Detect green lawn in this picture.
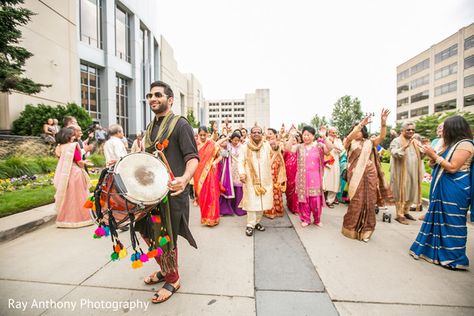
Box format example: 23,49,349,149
0,173,100,218
381,162,430,199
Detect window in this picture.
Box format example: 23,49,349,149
79,0,102,48
410,74,429,90
465,35,474,50
80,63,101,119
434,63,457,80
410,106,429,118
397,84,409,94
410,90,429,103
465,75,474,88
397,69,409,81
434,81,457,96
397,111,408,120
115,7,130,62
410,58,429,75
435,99,456,112
465,94,474,107
435,44,458,64
397,97,408,107
465,55,474,70
116,76,129,135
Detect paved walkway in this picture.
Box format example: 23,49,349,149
0,202,473,315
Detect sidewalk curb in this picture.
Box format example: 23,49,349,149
0,204,56,243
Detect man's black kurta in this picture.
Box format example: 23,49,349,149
137,115,199,248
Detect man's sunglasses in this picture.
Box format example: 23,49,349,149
146,92,167,99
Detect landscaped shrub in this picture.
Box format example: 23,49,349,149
11,103,93,136
36,156,58,173
88,154,105,168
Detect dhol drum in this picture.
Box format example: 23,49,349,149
94,152,170,228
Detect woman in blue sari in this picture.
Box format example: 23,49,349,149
410,115,474,270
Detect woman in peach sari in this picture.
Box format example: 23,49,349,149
194,126,222,226
54,127,93,228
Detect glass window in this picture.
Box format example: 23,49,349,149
465,94,474,107
397,84,409,94
435,44,458,64
410,106,429,118
410,58,429,75
434,81,457,96
465,75,474,88
397,69,409,81
397,97,409,107
465,35,474,50
410,74,429,90
464,55,474,70
80,63,101,119
79,0,102,48
434,63,457,80
410,90,429,103
115,7,130,62
116,76,129,135
397,111,408,120
435,99,456,112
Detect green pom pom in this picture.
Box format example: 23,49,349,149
111,252,119,261
159,237,168,246
162,196,168,204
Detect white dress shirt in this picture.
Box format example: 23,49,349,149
104,136,128,164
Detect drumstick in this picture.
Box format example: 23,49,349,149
157,151,176,181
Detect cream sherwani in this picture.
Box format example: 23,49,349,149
389,136,423,217
238,141,273,227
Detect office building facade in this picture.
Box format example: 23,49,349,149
206,89,270,130
396,23,474,123
0,0,204,136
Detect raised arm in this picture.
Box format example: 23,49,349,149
372,109,390,146
343,115,371,149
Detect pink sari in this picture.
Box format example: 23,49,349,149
53,142,93,228
283,151,298,213
194,139,220,226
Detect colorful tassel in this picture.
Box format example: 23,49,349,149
95,227,105,237
110,252,119,261
119,248,127,258
140,253,149,262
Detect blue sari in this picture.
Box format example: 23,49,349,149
409,139,474,269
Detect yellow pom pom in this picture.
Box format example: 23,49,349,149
119,249,127,258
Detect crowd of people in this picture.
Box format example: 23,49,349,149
49,79,473,305
191,110,473,272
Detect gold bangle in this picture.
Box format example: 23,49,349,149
435,156,444,164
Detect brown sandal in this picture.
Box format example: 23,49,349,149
151,282,180,304
144,271,166,285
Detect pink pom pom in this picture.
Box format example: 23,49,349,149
140,253,149,262
95,227,105,237
155,247,163,258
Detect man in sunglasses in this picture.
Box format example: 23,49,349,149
389,122,424,225
238,125,273,236
136,80,199,304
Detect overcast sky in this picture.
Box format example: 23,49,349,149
156,0,474,128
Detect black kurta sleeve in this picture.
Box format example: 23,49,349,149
177,118,200,165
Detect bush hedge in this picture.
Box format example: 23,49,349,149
0,156,58,178
11,103,93,136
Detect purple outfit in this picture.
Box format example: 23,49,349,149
218,144,246,216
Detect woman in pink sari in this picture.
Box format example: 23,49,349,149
54,127,93,228
194,126,222,226
286,126,332,227
283,132,301,214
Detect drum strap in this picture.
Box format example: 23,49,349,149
94,168,109,221
144,112,182,152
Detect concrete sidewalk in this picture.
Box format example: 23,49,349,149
0,202,473,315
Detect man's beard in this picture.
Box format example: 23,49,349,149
151,103,168,114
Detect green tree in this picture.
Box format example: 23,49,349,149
12,103,92,136
413,111,474,140
0,0,50,93
310,114,328,130
297,122,307,131
186,108,199,128
330,95,364,137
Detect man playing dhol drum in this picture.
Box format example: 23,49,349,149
137,80,199,304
